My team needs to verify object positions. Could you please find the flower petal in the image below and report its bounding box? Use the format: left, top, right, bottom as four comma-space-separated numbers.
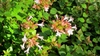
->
55, 14, 58, 19
44, 6, 49, 12
34, 0, 40, 4
67, 29, 74, 36
37, 22, 44, 27
36, 43, 43, 50
20, 43, 25, 50
68, 16, 74, 22
64, 15, 69, 20
56, 30, 62, 37
72, 25, 77, 30
22, 34, 28, 43
24, 47, 30, 54
28, 16, 33, 20
37, 34, 44, 40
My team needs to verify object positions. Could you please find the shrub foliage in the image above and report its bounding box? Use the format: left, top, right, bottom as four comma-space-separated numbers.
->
0, 0, 100, 56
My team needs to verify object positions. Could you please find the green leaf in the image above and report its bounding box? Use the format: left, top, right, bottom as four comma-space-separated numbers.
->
98, 37, 100, 42
49, 53, 58, 56
97, 0, 100, 2
38, 11, 42, 18
58, 34, 67, 43
32, 30, 36, 36
10, 23, 19, 29
42, 27, 49, 33
95, 46, 100, 50
59, 51, 66, 56
89, 42, 93, 47
41, 27, 51, 35
4, 11, 11, 17
83, 23, 88, 28
88, 5, 95, 11
58, 0, 66, 8
50, 8, 57, 14
66, 45, 70, 52
90, 0, 95, 3
59, 45, 66, 56
78, 18, 85, 23
76, 29, 85, 41
0, 17, 4, 22
7, 46, 13, 52
32, 17, 38, 22
66, 53, 72, 56
16, 15, 22, 21
81, 3, 87, 9
58, 11, 63, 14
0, 11, 3, 16
86, 18, 92, 23
43, 12, 50, 20
4, 42, 11, 49
9, 27, 14, 34
81, 26, 87, 31
83, 12, 88, 18
65, 0, 68, 2
7, 34, 11, 38
67, 3, 72, 6
86, 0, 89, 2
78, 29, 83, 35
95, 29, 100, 34
93, 38, 98, 43
76, 46, 83, 54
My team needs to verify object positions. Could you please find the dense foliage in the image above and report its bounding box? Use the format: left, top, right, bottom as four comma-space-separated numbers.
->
0, 0, 100, 56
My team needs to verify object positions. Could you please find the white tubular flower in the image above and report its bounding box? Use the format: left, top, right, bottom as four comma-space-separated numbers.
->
24, 47, 30, 54
37, 22, 44, 27
36, 43, 43, 50
68, 16, 74, 22
38, 36, 44, 40
55, 14, 58, 19
72, 25, 77, 30
34, 0, 40, 4
67, 29, 74, 36
28, 16, 33, 20
22, 34, 28, 43
64, 15, 69, 20
20, 43, 25, 50
56, 30, 62, 37
44, 6, 49, 12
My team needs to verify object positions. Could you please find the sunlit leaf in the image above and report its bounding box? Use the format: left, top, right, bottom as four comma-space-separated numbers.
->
81, 3, 87, 9
78, 18, 85, 23
50, 8, 57, 14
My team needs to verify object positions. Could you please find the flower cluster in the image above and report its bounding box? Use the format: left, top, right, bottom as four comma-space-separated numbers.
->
21, 16, 44, 30
21, 18, 37, 30
20, 17, 44, 54
33, 0, 55, 12
20, 34, 44, 54
20, 14, 77, 54
51, 15, 77, 36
